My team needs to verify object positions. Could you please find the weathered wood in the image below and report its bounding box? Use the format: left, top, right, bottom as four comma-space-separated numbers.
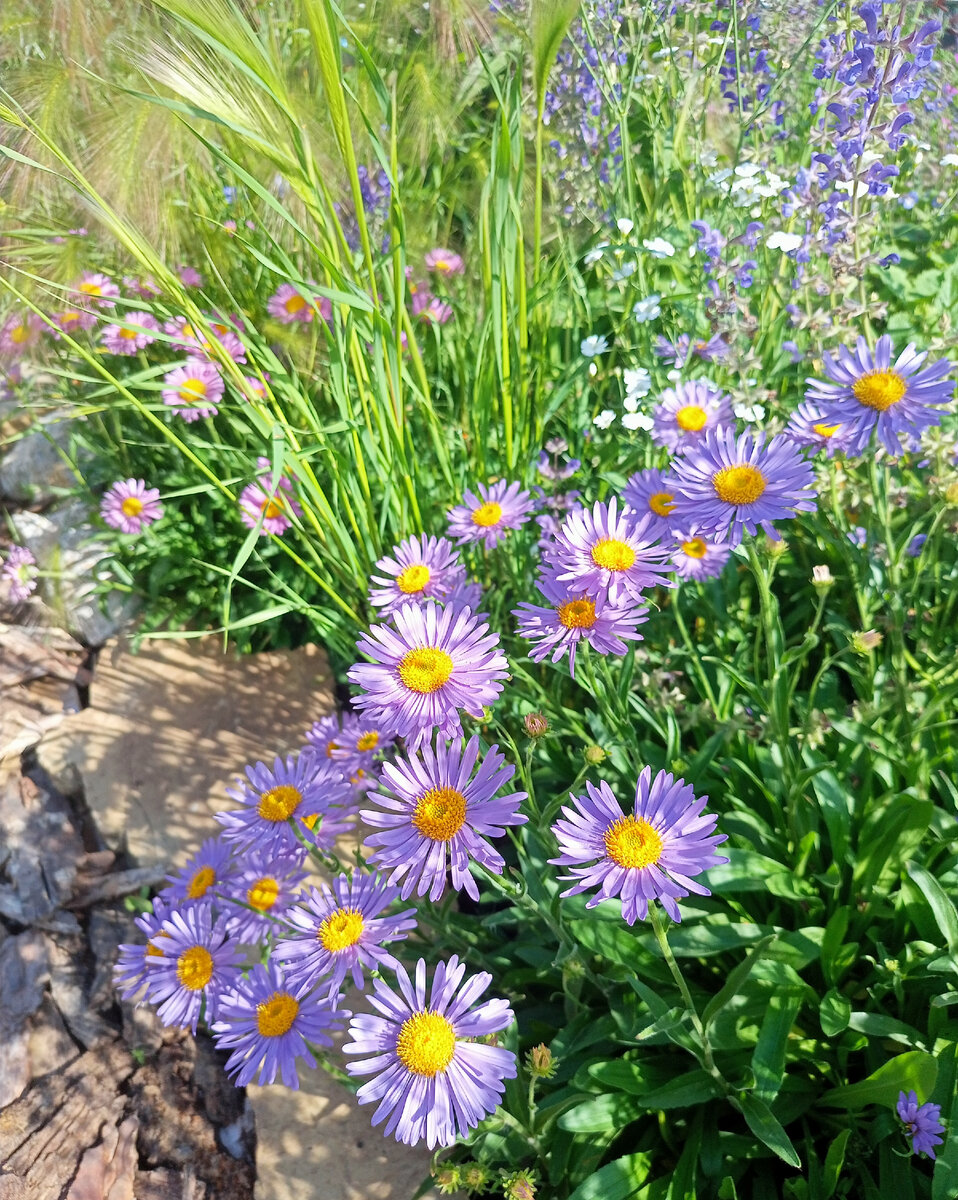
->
65, 1115, 138, 1200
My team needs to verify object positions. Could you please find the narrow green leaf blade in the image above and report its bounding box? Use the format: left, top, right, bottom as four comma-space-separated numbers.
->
738, 1093, 801, 1168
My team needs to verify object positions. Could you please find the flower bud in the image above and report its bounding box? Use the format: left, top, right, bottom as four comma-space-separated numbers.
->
524, 711, 549, 739
765, 533, 788, 559
527, 1043, 557, 1079
584, 744, 606, 764
460, 1163, 490, 1191
812, 564, 834, 590
946, 481, 958, 506
502, 1170, 538, 1200
433, 1165, 461, 1195
850, 629, 882, 654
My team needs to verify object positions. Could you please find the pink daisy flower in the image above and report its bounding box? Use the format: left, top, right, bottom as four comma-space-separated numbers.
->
50, 307, 98, 339
100, 479, 164, 534
100, 311, 159, 355
0, 313, 41, 356
419, 298, 454, 326
73, 272, 120, 309
238, 478, 302, 536
424, 248, 465, 276
161, 359, 224, 421
267, 283, 315, 325
178, 265, 204, 287
2, 545, 38, 602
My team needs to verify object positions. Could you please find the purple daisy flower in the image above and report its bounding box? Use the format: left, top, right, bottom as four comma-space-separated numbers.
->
161, 358, 224, 421
343, 955, 517, 1149
446, 577, 484, 613
100, 311, 158, 355
667, 428, 817, 545
348, 602, 508, 749
74, 271, 119, 309
0, 313, 41, 355
513, 571, 648, 678
100, 478, 164, 534
424, 248, 465, 276
113, 896, 174, 1001
622, 468, 680, 538
212, 961, 345, 1088
549, 767, 728, 924
650, 380, 734, 454
446, 481, 535, 549
304, 713, 346, 763
160, 836, 235, 904
51, 307, 97, 339
2, 545, 38, 602
419, 298, 453, 325
330, 713, 397, 778
897, 1090, 945, 1159
221, 852, 308, 944
784, 399, 857, 457
671, 531, 732, 581
216, 754, 352, 858
274, 872, 416, 998
144, 900, 242, 1032
804, 335, 955, 455
369, 534, 467, 615
550, 497, 673, 604
178, 264, 203, 287
361, 736, 527, 902
238, 477, 302, 537
267, 282, 316, 325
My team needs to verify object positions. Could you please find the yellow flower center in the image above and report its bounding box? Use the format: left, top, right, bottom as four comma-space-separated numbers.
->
681, 538, 708, 559
79, 282, 102, 295
260, 498, 285, 521
356, 731, 379, 752
472, 501, 503, 528
178, 378, 207, 403
284, 293, 307, 314
813, 422, 840, 438
397, 564, 431, 594
186, 865, 216, 899
648, 491, 676, 517
301, 812, 320, 830
146, 932, 171, 958
318, 907, 365, 952
605, 816, 664, 870
256, 991, 299, 1037
61, 311, 81, 324
120, 496, 144, 518
397, 647, 454, 694
176, 945, 214, 990
435, 259, 450, 272
10, 324, 30, 344
675, 404, 708, 432
591, 537, 636, 572
557, 598, 597, 629
712, 464, 766, 506
247, 877, 279, 912
181, 323, 195, 339
852, 369, 906, 411
396, 1011, 456, 1077
257, 784, 303, 822
119, 327, 138, 340
412, 786, 467, 841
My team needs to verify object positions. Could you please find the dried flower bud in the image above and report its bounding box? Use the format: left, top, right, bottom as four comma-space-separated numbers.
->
524, 711, 549, 739
812, 564, 834, 590
460, 1162, 490, 1191
584, 744, 606, 764
527, 1043, 557, 1079
433, 1164, 461, 1194
850, 629, 882, 654
502, 1170, 538, 1200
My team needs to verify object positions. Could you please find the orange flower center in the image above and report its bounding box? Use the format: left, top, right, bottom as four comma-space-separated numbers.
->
557, 598, 597, 629
284, 293, 307, 314
852, 369, 906, 412
256, 992, 299, 1037
648, 491, 676, 517
604, 816, 664, 869
412, 786, 467, 841
257, 784, 302, 821
681, 538, 708, 559
356, 731, 379, 752
176, 945, 214, 990
712, 465, 766, 506
186, 865, 216, 899
397, 647, 454, 693
247, 876, 280, 911
318, 907, 365, 952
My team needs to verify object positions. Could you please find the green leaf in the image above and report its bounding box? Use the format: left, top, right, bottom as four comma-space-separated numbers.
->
738, 1093, 801, 1168
752, 986, 804, 1103
932, 1042, 958, 1200
702, 935, 778, 1028
567, 1153, 652, 1200
820, 1052, 939, 1109
530, 0, 582, 117
638, 1069, 723, 1110
558, 1093, 643, 1133
819, 989, 851, 1038
907, 864, 958, 954
846, 1012, 923, 1046
586, 1058, 677, 1096
823, 1129, 851, 1199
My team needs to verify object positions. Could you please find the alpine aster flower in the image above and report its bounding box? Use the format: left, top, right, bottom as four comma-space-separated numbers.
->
73, 272, 119, 308
213, 961, 344, 1088
161, 359, 224, 421
162, 317, 247, 363
343, 955, 516, 1148
622, 469, 679, 538
329, 712, 397, 778
267, 282, 315, 325
303, 713, 346, 762
670, 531, 732, 581
144, 900, 242, 1032
513, 572, 647, 678
161, 836, 235, 904
238, 476, 302, 536
550, 498, 673, 603
424, 248, 465, 275
667, 428, 817, 544
274, 872, 416, 998
348, 603, 508, 749
100, 479, 164, 534
220, 852, 308, 944
361, 736, 527, 902
216, 754, 351, 858
549, 768, 728, 924
897, 1091, 945, 1159
447, 482, 534, 549
804, 335, 954, 455
650, 380, 734, 454
50, 307, 97, 338
369, 535, 467, 615
114, 895, 174, 1001
784, 400, 856, 457
0, 313, 41, 355
100, 311, 158, 355
2, 545, 38, 601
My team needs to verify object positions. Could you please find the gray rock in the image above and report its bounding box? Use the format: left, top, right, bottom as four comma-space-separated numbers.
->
0, 410, 85, 505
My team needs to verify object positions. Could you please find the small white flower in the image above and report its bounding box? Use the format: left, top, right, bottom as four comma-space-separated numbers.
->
611, 261, 637, 281
593, 409, 616, 429
701, 150, 718, 168
940, 153, 958, 167
632, 294, 662, 323
580, 334, 609, 358
733, 401, 766, 423
622, 411, 654, 431
583, 241, 610, 265
616, 218, 634, 235
623, 366, 652, 397
666, 367, 682, 382
766, 231, 803, 253
643, 237, 675, 258
734, 162, 762, 178
708, 168, 733, 186
588, 362, 598, 377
